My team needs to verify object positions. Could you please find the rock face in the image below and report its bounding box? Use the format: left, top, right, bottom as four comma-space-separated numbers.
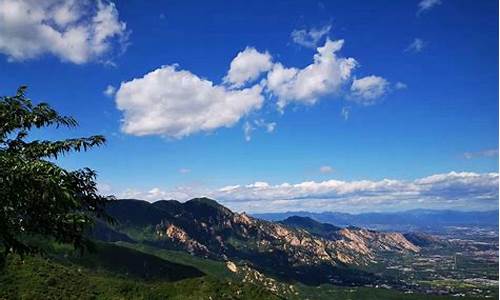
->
226, 261, 238, 273
334, 228, 420, 254
150, 198, 420, 284
162, 223, 210, 256
281, 216, 420, 256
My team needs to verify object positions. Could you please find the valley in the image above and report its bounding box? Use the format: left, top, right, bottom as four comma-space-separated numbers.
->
98, 198, 498, 299
1, 198, 497, 299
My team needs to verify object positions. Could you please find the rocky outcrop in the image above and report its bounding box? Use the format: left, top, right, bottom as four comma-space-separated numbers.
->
335, 228, 420, 253
228, 261, 299, 296
154, 198, 420, 271
158, 223, 210, 256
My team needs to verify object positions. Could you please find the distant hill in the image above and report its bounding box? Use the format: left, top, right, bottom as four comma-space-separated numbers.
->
254, 209, 499, 231
281, 215, 342, 237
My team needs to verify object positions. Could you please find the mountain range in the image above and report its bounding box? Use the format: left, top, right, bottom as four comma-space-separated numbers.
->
95, 198, 425, 286
254, 209, 499, 232
3, 197, 496, 299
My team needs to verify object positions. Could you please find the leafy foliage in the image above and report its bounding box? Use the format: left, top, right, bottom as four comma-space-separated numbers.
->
0, 86, 114, 258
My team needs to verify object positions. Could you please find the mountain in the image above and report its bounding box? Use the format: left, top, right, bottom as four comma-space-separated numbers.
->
99, 198, 421, 285
106, 198, 169, 226
402, 232, 446, 247
90, 219, 136, 243
281, 216, 420, 253
280, 215, 342, 239
254, 209, 499, 231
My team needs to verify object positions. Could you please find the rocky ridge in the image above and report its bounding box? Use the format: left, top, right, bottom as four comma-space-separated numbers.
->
154, 198, 420, 268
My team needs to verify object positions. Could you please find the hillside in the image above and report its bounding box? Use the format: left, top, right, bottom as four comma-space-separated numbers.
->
97, 198, 420, 286
281, 216, 420, 253
0, 241, 282, 300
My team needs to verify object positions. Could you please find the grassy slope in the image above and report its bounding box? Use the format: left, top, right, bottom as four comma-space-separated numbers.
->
116, 242, 235, 280
0, 242, 281, 300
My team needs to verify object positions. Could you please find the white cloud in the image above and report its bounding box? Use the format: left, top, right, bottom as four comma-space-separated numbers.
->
291, 25, 331, 48
178, 168, 191, 174
97, 182, 112, 194
405, 38, 425, 53
267, 39, 358, 109
243, 119, 276, 141
224, 47, 273, 88
121, 187, 196, 202
246, 181, 270, 189
463, 149, 499, 160
214, 172, 499, 213
341, 106, 350, 120
417, 0, 442, 14
394, 82, 408, 90
319, 165, 334, 174
118, 172, 499, 213
115, 65, 264, 138
115, 35, 397, 139
0, 0, 128, 64
254, 119, 276, 133
243, 121, 253, 142
103, 84, 116, 97
350, 75, 390, 103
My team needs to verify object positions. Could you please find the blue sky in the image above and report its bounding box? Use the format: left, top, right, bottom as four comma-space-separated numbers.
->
0, 0, 498, 212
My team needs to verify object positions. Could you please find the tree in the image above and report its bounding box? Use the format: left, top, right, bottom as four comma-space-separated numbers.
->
0, 86, 114, 258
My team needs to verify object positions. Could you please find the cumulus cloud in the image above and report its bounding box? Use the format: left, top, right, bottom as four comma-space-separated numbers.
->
0, 0, 128, 64
224, 47, 273, 88
463, 149, 499, 160
291, 25, 331, 48
417, 0, 442, 14
115, 34, 398, 139
214, 172, 499, 213
117, 172, 499, 213
267, 39, 358, 109
350, 75, 390, 104
405, 38, 425, 53
115, 65, 264, 138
